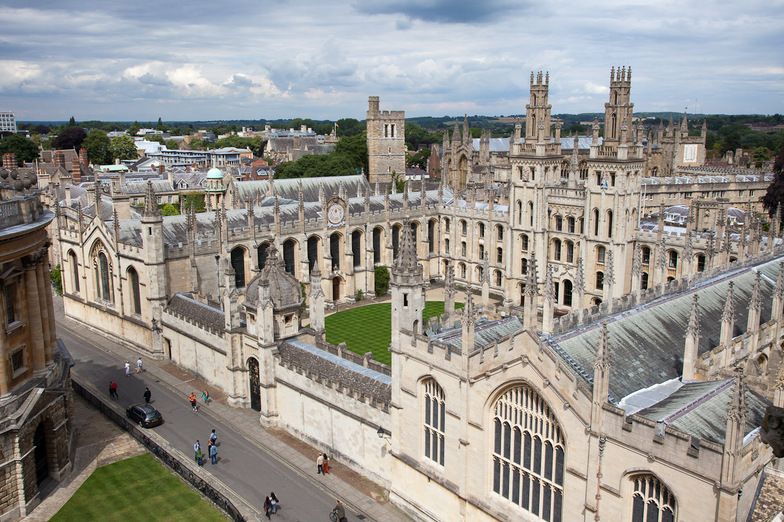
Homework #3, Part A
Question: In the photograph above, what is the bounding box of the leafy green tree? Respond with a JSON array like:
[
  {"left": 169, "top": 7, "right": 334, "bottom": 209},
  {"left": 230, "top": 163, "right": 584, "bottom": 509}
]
[
  {"left": 161, "top": 203, "right": 178, "bottom": 216},
  {"left": 180, "top": 193, "right": 206, "bottom": 213},
  {"left": 374, "top": 265, "right": 390, "bottom": 296},
  {"left": 165, "top": 139, "right": 180, "bottom": 151},
  {"left": 333, "top": 132, "right": 368, "bottom": 174},
  {"left": 388, "top": 172, "right": 406, "bottom": 194},
  {"left": 156, "top": 117, "right": 167, "bottom": 131},
  {"left": 128, "top": 121, "right": 141, "bottom": 136},
  {"left": 146, "top": 135, "right": 165, "bottom": 145},
  {"left": 275, "top": 153, "right": 358, "bottom": 179},
  {"left": 110, "top": 135, "right": 139, "bottom": 161},
  {"left": 68, "top": 116, "right": 76, "bottom": 127},
  {"left": 52, "top": 127, "right": 87, "bottom": 150},
  {"left": 50, "top": 265, "right": 62, "bottom": 296},
  {"left": 407, "top": 148, "right": 430, "bottom": 169},
  {"left": 335, "top": 118, "right": 363, "bottom": 137},
  {"left": 762, "top": 147, "right": 784, "bottom": 223},
  {"left": 83, "top": 129, "right": 112, "bottom": 164},
  {"left": 0, "top": 134, "right": 40, "bottom": 165},
  {"left": 753, "top": 146, "right": 771, "bottom": 168}
]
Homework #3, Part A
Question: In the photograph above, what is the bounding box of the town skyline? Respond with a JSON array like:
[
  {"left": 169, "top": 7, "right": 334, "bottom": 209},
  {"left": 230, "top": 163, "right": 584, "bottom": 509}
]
[{"left": 1, "top": 0, "right": 782, "bottom": 121}]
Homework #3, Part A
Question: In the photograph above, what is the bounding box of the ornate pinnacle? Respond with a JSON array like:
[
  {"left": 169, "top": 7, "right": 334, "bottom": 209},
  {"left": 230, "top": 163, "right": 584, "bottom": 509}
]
[
  {"left": 726, "top": 375, "right": 747, "bottom": 422},
  {"left": 722, "top": 281, "right": 735, "bottom": 324},
  {"left": 656, "top": 235, "right": 667, "bottom": 271},
  {"left": 631, "top": 245, "right": 642, "bottom": 278},
  {"left": 687, "top": 293, "right": 700, "bottom": 340},
  {"left": 684, "top": 232, "right": 694, "bottom": 260},
  {"left": 544, "top": 264, "right": 555, "bottom": 303},
  {"left": 750, "top": 271, "right": 762, "bottom": 313},
  {"left": 776, "top": 263, "right": 784, "bottom": 301},
  {"left": 575, "top": 257, "right": 585, "bottom": 294},
  {"left": 525, "top": 253, "right": 539, "bottom": 297},
  {"left": 445, "top": 263, "right": 455, "bottom": 298},
  {"left": 606, "top": 250, "right": 615, "bottom": 285},
  {"left": 594, "top": 321, "right": 611, "bottom": 372}
]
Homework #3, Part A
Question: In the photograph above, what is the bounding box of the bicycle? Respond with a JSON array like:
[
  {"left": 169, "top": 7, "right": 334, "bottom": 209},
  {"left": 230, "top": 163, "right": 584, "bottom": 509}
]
[{"left": 329, "top": 509, "right": 347, "bottom": 522}]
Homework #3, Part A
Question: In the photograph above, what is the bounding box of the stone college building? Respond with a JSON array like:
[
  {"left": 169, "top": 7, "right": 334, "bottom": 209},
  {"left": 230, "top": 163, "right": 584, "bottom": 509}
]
[{"left": 48, "top": 68, "right": 783, "bottom": 521}]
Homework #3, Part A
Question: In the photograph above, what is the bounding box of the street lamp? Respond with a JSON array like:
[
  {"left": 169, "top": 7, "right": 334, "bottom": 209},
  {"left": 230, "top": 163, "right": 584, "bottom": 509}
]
[{"left": 377, "top": 426, "right": 391, "bottom": 444}]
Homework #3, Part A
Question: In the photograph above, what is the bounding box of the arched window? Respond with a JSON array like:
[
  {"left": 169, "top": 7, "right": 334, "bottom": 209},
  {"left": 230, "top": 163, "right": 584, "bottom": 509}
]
[
  {"left": 566, "top": 242, "right": 574, "bottom": 263},
  {"left": 563, "top": 280, "right": 573, "bottom": 307},
  {"left": 597, "top": 246, "right": 606, "bottom": 265},
  {"left": 529, "top": 202, "right": 534, "bottom": 226},
  {"left": 641, "top": 272, "right": 649, "bottom": 290},
  {"left": 631, "top": 474, "right": 676, "bottom": 522},
  {"left": 128, "top": 267, "right": 141, "bottom": 315},
  {"left": 373, "top": 228, "right": 382, "bottom": 265},
  {"left": 479, "top": 223, "right": 485, "bottom": 237},
  {"left": 567, "top": 217, "right": 575, "bottom": 233},
  {"left": 642, "top": 247, "right": 651, "bottom": 265},
  {"left": 424, "top": 379, "right": 446, "bottom": 466},
  {"left": 283, "top": 239, "right": 296, "bottom": 274},
  {"left": 428, "top": 220, "right": 435, "bottom": 254},
  {"left": 352, "top": 231, "right": 362, "bottom": 268},
  {"left": 697, "top": 254, "right": 706, "bottom": 272},
  {"left": 231, "top": 247, "right": 246, "bottom": 288},
  {"left": 445, "top": 238, "right": 450, "bottom": 254},
  {"left": 497, "top": 225, "right": 504, "bottom": 241},
  {"left": 522, "top": 234, "right": 529, "bottom": 252},
  {"left": 596, "top": 271, "right": 604, "bottom": 290},
  {"left": 522, "top": 258, "right": 528, "bottom": 275},
  {"left": 517, "top": 201, "right": 523, "bottom": 225},
  {"left": 68, "top": 250, "right": 80, "bottom": 293},
  {"left": 492, "top": 385, "right": 564, "bottom": 521},
  {"left": 97, "top": 252, "right": 112, "bottom": 302},
  {"left": 495, "top": 270, "right": 502, "bottom": 286},
  {"left": 330, "top": 233, "right": 341, "bottom": 271},
  {"left": 461, "top": 220, "right": 467, "bottom": 236},
  {"left": 479, "top": 244, "right": 485, "bottom": 260},
  {"left": 392, "top": 225, "right": 401, "bottom": 260},
  {"left": 553, "top": 239, "right": 562, "bottom": 261},
  {"left": 444, "top": 218, "right": 450, "bottom": 232},
  {"left": 307, "top": 236, "right": 319, "bottom": 274},
  {"left": 554, "top": 215, "right": 563, "bottom": 231},
  {"left": 497, "top": 247, "right": 503, "bottom": 264},
  {"left": 460, "top": 263, "right": 467, "bottom": 279},
  {"left": 607, "top": 210, "right": 613, "bottom": 238},
  {"left": 593, "top": 209, "right": 600, "bottom": 236},
  {"left": 462, "top": 241, "right": 467, "bottom": 257},
  {"left": 258, "top": 242, "right": 270, "bottom": 270},
  {"left": 668, "top": 250, "right": 678, "bottom": 269}
]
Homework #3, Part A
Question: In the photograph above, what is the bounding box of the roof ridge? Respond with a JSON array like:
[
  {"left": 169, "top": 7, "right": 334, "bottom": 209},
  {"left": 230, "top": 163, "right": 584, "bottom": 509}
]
[{"left": 660, "top": 379, "right": 734, "bottom": 425}]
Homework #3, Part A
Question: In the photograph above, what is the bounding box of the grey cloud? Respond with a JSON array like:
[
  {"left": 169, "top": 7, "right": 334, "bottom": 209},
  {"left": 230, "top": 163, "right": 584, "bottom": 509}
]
[
  {"left": 354, "top": 0, "right": 520, "bottom": 24},
  {"left": 138, "top": 73, "right": 171, "bottom": 87}
]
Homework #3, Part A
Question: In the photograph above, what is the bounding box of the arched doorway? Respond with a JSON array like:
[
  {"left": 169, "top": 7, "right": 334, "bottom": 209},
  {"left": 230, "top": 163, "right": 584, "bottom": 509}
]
[
  {"left": 247, "top": 358, "right": 260, "bottom": 412},
  {"left": 332, "top": 277, "right": 341, "bottom": 301},
  {"left": 33, "top": 423, "right": 49, "bottom": 485}
]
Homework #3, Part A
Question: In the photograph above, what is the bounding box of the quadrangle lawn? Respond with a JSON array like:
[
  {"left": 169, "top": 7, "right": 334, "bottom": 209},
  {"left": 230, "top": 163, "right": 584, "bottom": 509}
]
[
  {"left": 51, "top": 454, "right": 226, "bottom": 522},
  {"left": 324, "top": 300, "right": 463, "bottom": 366}
]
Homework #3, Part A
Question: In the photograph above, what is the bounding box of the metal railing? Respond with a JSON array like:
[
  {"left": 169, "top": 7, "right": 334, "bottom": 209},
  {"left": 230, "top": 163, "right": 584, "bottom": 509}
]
[{"left": 71, "top": 379, "right": 246, "bottom": 521}]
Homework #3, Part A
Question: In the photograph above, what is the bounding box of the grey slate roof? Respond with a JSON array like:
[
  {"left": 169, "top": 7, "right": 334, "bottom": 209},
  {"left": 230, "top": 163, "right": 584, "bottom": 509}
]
[
  {"left": 165, "top": 293, "right": 225, "bottom": 335},
  {"left": 546, "top": 257, "right": 781, "bottom": 403},
  {"left": 636, "top": 378, "right": 769, "bottom": 444},
  {"left": 278, "top": 339, "right": 391, "bottom": 405},
  {"left": 119, "top": 180, "right": 175, "bottom": 195},
  {"left": 232, "top": 174, "right": 369, "bottom": 204},
  {"left": 430, "top": 316, "right": 525, "bottom": 352}
]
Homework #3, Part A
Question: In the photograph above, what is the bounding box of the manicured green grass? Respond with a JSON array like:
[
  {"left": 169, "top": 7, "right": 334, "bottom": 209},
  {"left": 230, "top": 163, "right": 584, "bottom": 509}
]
[
  {"left": 325, "top": 301, "right": 463, "bottom": 365},
  {"left": 51, "top": 454, "right": 226, "bottom": 522}
]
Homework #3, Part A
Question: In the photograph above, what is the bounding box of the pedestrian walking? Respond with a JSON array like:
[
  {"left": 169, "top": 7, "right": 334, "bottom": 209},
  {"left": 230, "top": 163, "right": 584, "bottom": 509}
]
[
  {"left": 263, "top": 496, "right": 272, "bottom": 519},
  {"left": 143, "top": 387, "right": 151, "bottom": 404},
  {"left": 196, "top": 447, "right": 203, "bottom": 466},
  {"left": 124, "top": 361, "right": 131, "bottom": 377},
  {"left": 194, "top": 440, "right": 201, "bottom": 462},
  {"left": 317, "top": 453, "right": 324, "bottom": 474},
  {"left": 137, "top": 357, "right": 143, "bottom": 373},
  {"left": 189, "top": 392, "right": 198, "bottom": 412},
  {"left": 209, "top": 429, "right": 217, "bottom": 446},
  {"left": 209, "top": 443, "right": 217, "bottom": 465},
  {"left": 109, "top": 381, "right": 118, "bottom": 399},
  {"left": 270, "top": 492, "right": 279, "bottom": 514},
  {"left": 202, "top": 388, "right": 211, "bottom": 404},
  {"left": 323, "top": 453, "right": 330, "bottom": 474}
]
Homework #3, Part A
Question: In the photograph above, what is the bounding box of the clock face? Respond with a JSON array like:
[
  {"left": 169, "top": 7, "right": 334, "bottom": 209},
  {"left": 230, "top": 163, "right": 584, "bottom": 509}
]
[{"left": 328, "top": 204, "right": 344, "bottom": 224}]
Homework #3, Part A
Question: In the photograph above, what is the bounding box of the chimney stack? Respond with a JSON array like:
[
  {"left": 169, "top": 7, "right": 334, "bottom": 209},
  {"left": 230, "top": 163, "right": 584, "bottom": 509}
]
[
  {"left": 71, "top": 158, "right": 82, "bottom": 183},
  {"left": 79, "top": 148, "right": 88, "bottom": 166},
  {"left": 2, "top": 153, "right": 16, "bottom": 168},
  {"left": 55, "top": 151, "right": 66, "bottom": 168}
]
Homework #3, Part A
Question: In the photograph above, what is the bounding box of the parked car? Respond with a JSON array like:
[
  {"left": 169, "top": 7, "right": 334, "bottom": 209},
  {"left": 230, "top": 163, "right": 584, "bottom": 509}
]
[{"left": 126, "top": 403, "right": 163, "bottom": 428}]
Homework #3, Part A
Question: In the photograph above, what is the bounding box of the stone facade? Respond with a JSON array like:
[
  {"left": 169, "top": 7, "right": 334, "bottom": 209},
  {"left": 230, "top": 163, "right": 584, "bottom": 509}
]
[
  {"left": 367, "top": 96, "right": 406, "bottom": 183},
  {"left": 0, "top": 177, "right": 74, "bottom": 521}
]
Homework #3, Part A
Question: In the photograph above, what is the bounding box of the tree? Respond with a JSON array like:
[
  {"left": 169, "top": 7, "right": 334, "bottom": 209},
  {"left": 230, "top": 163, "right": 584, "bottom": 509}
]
[
  {"left": 50, "top": 265, "right": 62, "bottom": 296},
  {"left": 83, "top": 129, "right": 112, "bottom": 164},
  {"left": 165, "top": 139, "right": 180, "bottom": 151},
  {"left": 128, "top": 121, "right": 141, "bottom": 136},
  {"left": 374, "top": 265, "right": 390, "bottom": 296},
  {"left": 156, "top": 117, "right": 167, "bottom": 131},
  {"left": 0, "top": 134, "right": 40, "bottom": 165},
  {"left": 68, "top": 116, "right": 76, "bottom": 127},
  {"left": 407, "top": 148, "right": 430, "bottom": 169},
  {"left": 146, "top": 135, "right": 165, "bottom": 145},
  {"left": 761, "top": 147, "right": 784, "bottom": 222},
  {"left": 161, "top": 203, "right": 178, "bottom": 216},
  {"left": 110, "top": 135, "right": 139, "bottom": 161},
  {"left": 333, "top": 132, "right": 368, "bottom": 174},
  {"left": 52, "top": 127, "right": 87, "bottom": 150}
]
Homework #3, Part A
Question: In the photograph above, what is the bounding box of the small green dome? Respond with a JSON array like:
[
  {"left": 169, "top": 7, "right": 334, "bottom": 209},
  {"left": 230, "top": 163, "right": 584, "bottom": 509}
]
[{"left": 207, "top": 167, "right": 223, "bottom": 179}]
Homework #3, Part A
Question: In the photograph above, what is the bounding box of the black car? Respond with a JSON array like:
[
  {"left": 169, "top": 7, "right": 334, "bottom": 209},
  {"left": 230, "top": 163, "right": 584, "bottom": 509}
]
[{"left": 126, "top": 403, "right": 163, "bottom": 428}]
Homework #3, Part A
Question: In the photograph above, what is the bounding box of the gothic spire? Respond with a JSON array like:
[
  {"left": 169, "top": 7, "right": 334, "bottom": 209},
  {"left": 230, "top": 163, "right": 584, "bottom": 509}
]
[
  {"left": 722, "top": 281, "right": 735, "bottom": 324},
  {"left": 143, "top": 180, "right": 161, "bottom": 218},
  {"left": 606, "top": 250, "right": 615, "bottom": 285},
  {"left": 750, "top": 271, "right": 762, "bottom": 314},
  {"left": 392, "top": 220, "right": 421, "bottom": 277},
  {"left": 594, "top": 321, "right": 611, "bottom": 373},
  {"left": 544, "top": 263, "right": 555, "bottom": 303},
  {"left": 525, "top": 253, "right": 539, "bottom": 297},
  {"left": 575, "top": 256, "right": 585, "bottom": 294},
  {"left": 631, "top": 245, "right": 642, "bottom": 278}
]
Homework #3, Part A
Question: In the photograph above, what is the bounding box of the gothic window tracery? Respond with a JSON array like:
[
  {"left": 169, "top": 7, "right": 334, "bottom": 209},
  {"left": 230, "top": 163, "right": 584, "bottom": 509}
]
[
  {"left": 128, "top": 267, "right": 141, "bottom": 315},
  {"left": 423, "top": 379, "right": 446, "bottom": 466},
  {"left": 68, "top": 250, "right": 79, "bottom": 293},
  {"left": 94, "top": 250, "right": 113, "bottom": 303},
  {"left": 522, "top": 234, "right": 529, "bottom": 252},
  {"left": 492, "top": 384, "right": 564, "bottom": 521},
  {"left": 630, "top": 474, "right": 676, "bottom": 522}
]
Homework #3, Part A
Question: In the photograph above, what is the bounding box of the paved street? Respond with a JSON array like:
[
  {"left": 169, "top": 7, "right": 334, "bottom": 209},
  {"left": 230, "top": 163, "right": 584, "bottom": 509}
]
[{"left": 53, "top": 298, "right": 408, "bottom": 522}]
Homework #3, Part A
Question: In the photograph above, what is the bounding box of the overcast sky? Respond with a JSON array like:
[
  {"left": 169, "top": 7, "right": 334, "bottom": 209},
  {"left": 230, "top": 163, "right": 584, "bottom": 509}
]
[{"left": 1, "top": 0, "right": 782, "bottom": 122}]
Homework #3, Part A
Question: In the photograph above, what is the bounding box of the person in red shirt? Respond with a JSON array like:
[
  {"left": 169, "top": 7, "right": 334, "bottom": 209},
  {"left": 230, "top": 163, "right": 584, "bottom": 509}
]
[{"left": 189, "top": 392, "right": 198, "bottom": 412}]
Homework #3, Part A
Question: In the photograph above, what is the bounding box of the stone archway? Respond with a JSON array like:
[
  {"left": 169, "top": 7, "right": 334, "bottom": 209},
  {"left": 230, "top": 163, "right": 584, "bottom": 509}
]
[
  {"left": 247, "top": 358, "right": 260, "bottom": 412},
  {"left": 332, "top": 276, "right": 341, "bottom": 301},
  {"left": 33, "top": 423, "right": 49, "bottom": 485}
]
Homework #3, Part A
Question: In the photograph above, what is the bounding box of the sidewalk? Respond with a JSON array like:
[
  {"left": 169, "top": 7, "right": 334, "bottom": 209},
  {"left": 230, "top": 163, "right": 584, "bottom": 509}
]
[{"left": 51, "top": 296, "right": 411, "bottom": 522}]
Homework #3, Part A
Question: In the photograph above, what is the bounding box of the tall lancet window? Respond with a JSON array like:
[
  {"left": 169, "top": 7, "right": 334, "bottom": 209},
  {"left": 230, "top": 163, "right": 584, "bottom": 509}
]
[{"left": 423, "top": 379, "right": 445, "bottom": 466}]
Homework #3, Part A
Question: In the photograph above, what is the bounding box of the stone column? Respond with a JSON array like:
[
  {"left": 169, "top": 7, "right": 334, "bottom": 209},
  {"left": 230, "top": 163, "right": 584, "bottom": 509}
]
[
  {"left": 24, "top": 260, "right": 46, "bottom": 371},
  {"left": 35, "top": 260, "right": 53, "bottom": 365},
  {"left": 0, "top": 333, "right": 8, "bottom": 396}
]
